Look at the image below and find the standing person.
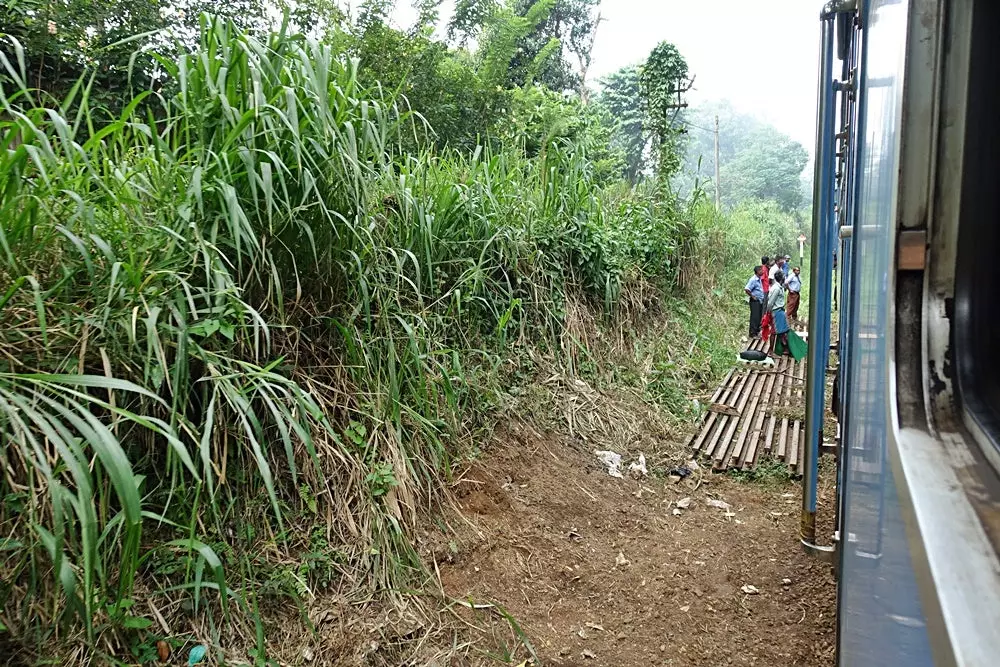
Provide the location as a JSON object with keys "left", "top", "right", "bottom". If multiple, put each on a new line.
{"left": 745, "top": 265, "right": 765, "bottom": 338}
{"left": 759, "top": 257, "right": 773, "bottom": 342}
{"left": 767, "top": 270, "right": 791, "bottom": 357}
{"left": 769, "top": 255, "right": 785, "bottom": 286}
{"left": 786, "top": 266, "right": 802, "bottom": 321}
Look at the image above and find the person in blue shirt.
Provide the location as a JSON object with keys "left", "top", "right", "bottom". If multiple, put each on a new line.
{"left": 745, "top": 265, "right": 765, "bottom": 338}
{"left": 786, "top": 266, "right": 802, "bottom": 321}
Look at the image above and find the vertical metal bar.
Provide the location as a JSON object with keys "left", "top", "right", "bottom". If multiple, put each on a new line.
{"left": 802, "top": 10, "right": 837, "bottom": 549}
{"left": 836, "top": 0, "right": 870, "bottom": 551}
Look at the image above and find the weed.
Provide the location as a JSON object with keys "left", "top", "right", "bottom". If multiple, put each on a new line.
{"left": 729, "top": 456, "right": 795, "bottom": 486}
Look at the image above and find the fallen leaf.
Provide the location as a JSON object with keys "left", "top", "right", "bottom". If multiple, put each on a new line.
{"left": 577, "top": 628, "right": 590, "bottom": 639}
{"left": 585, "top": 622, "right": 605, "bottom": 632}
{"left": 302, "top": 647, "right": 314, "bottom": 662}
{"left": 741, "top": 584, "right": 760, "bottom": 595}
{"left": 156, "top": 640, "right": 170, "bottom": 663}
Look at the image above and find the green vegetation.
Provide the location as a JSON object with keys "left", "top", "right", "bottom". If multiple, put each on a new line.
{"left": 0, "top": 1, "right": 804, "bottom": 661}
{"left": 678, "top": 100, "right": 812, "bottom": 214}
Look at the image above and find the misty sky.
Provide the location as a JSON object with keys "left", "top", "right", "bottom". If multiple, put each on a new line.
{"left": 379, "top": 0, "right": 822, "bottom": 154}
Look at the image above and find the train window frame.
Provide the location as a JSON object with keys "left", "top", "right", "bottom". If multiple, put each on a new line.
{"left": 879, "top": 0, "right": 1000, "bottom": 664}
{"left": 950, "top": 0, "right": 1000, "bottom": 476}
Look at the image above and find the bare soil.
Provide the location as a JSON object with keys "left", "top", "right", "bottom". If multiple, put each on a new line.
{"left": 422, "top": 424, "right": 837, "bottom": 667}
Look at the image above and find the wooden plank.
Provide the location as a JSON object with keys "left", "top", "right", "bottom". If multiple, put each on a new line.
{"left": 797, "top": 429, "right": 806, "bottom": 476}
{"left": 767, "top": 360, "right": 788, "bottom": 414}
{"left": 709, "top": 403, "right": 741, "bottom": 417}
{"left": 703, "top": 371, "right": 752, "bottom": 456}
{"left": 788, "top": 420, "right": 801, "bottom": 470}
{"left": 712, "top": 367, "right": 762, "bottom": 464}
{"left": 783, "top": 357, "right": 794, "bottom": 407}
{"left": 776, "top": 419, "right": 790, "bottom": 460}
{"left": 724, "top": 369, "right": 773, "bottom": 469}
{"left": 795, "top": 358, "right": 806, "bottom": 404}
{"left": 762, "top": 415, "right": 777, "bottom": 456}
{"left": 737, "top": 370, "right": 778, "bottom": 469}
{"left": 690, "top": 369, "right": 739, "bottom": 451}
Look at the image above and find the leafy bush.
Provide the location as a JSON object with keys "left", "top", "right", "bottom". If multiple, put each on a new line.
{"left": 0, "top": 16, "right": 692, "bottom": 654}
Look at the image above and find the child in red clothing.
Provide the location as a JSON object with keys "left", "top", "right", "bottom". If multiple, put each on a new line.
{"left": 759, "top": 256, "right": 772, "bottom": 342}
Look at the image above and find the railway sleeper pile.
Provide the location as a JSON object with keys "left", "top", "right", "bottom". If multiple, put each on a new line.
{"left": 688, "top": 335, "right": 808, "bottom": 475}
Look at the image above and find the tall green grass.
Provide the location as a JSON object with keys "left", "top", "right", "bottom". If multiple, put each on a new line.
{"left": 0, "top": 15, "right": 697, "bottom": 657}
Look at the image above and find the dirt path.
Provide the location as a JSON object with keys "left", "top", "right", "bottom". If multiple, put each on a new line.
{"left": 427, "top": 425, "right": 837, "bottom": 666}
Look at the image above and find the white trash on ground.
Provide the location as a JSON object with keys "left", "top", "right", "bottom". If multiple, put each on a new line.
{"left": 594, "top": 450, "right": 624, "bottom": 478}
{"left": 628, "top": 453, "right": 648, "bottom": 478}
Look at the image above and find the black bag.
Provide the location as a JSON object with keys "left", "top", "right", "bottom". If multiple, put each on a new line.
{"left": 739, "top": 349, "right": 768, "bottom": 362}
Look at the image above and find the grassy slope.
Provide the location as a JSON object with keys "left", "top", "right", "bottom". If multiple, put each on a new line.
{"left": 0, "top": 20, "right": 799, "bottom": 664}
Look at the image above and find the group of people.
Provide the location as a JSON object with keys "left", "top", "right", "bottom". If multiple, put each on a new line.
{"left": 744, "top": 255, "right": 802, "bottom": 356}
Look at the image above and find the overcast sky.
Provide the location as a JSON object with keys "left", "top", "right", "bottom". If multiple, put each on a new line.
{"left": 378, "top": 0, "right": 821, "bottom": 154}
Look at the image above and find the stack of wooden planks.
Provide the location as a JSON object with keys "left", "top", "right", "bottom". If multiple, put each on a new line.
{"left": 688, "top": 335, "right": 808, "bottom": 474}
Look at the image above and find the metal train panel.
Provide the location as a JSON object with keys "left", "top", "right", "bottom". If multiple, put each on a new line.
{"left": 811, "top": 1, "right": 1000, "bottom": 665}
{"left": 835, "top": 2, "right": 934, "bottom": 664}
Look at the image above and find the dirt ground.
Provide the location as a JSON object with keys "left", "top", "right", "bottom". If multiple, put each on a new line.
{"left": 422, "top": 424, "right": 837, "bottom": 667}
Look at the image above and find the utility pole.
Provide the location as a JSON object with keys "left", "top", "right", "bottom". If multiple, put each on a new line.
{"left": 714, "top": 115, "right": 721, "bottom": 211}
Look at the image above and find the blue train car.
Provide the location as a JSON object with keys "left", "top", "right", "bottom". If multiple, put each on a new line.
{"left": 804, "top": 1, "right": 1000, "bottom": 665}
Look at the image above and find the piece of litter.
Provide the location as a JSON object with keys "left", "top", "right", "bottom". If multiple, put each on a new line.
{"left": 680, "top": 605, "right": 691, "bottom": 612}
{"left": 706, "top": 498, "right": 731, "bottom": 510}
{"left": 724, "top": 511, "right": 736, "bottom": 518}
{"left": 585, "top": 622, "right": 605, "bottom": 632}
{"left": 628, "top": 453, "right": 648, "bottom": 478}
{"left": 687, "top": 459, "right": 700, "bottom": 471}
{"left": 782, "top": 578, "right": 792, "bottom": 585}
{"left": 676, "top": 497, "right": 692, "bottom": 509}
{"left": 577, "top": 628, "right": 590, "bottom": 639}
{"left": 615, "top": 552, "right": 630, "bottom": 567}
{"left": 668, "top": 466, "right": 693, "bottom": 479}
{"left": 741, "top": 584, "right": 760, "bottom": 595}
{"left": 782, "top": 493, "right": 795, "bottom": 498}
{"left": 672, "top": 508, "right": 682, "bottom": 516}
{"left": 595, "top": 450, "right": 624, "bottom": 478}
{"left": 582, "top": 649, "right": 597, "bottom": 659}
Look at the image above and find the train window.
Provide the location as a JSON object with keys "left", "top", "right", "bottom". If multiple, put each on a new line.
{"left": 953, "top": 1, "right": 1000, "bottom": 467}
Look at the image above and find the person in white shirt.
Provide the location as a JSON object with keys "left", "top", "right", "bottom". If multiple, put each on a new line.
{"left": 769, "top": 256, "right": 786, "bottom": 285}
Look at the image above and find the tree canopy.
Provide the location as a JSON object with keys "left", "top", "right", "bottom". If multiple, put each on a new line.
{"left": 677, "top": 100, "right": 811, "bottom": 212}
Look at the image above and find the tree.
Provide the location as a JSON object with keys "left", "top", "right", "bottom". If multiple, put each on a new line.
{"left": 676, "top": 101, "right": 810, "bottom": 211}
{"left": 509, "top": 0, "right": 600, "bottom": 91}
{"left": 0, "top": 0, "right": 338, "bottom": 107}
{"left": 719, "top": 126, "right": 809, "bottom": 210}
{"left": 351, "top": 21, "right": 507, "bottom": 151}
{"left": 597, "top": 66, "right": 645, "bottom": 182}
{"left": 449, "top": 0, "right": 501, "bottom": 44}
{"left": 639, "top": 41, "right": 691, "bottom": 178}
